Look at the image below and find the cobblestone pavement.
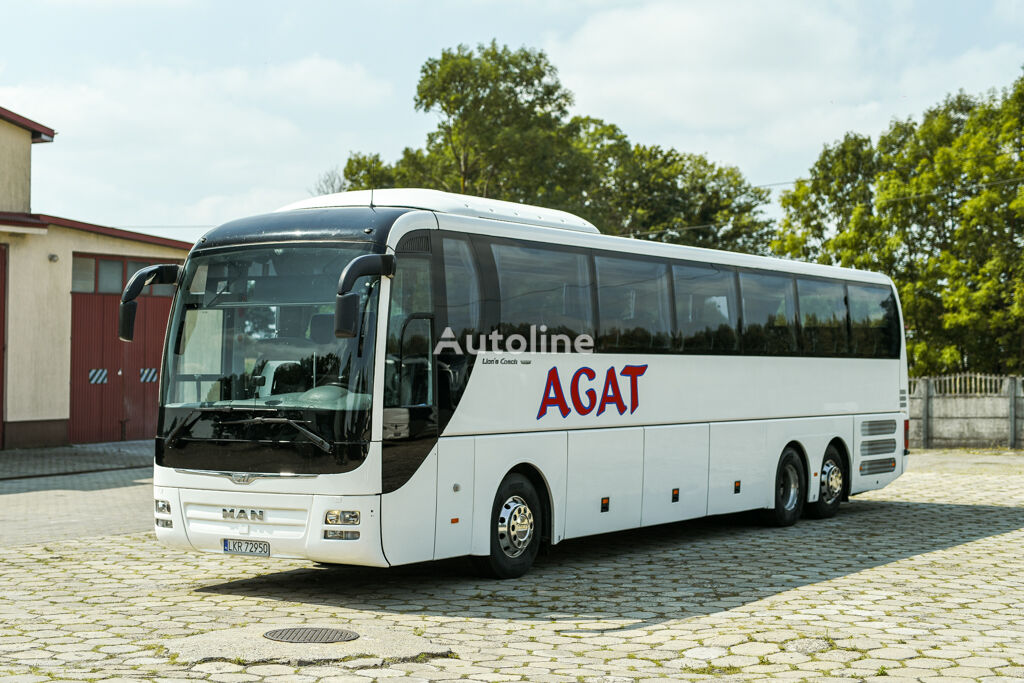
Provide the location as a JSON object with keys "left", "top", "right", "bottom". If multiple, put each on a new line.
{"left": 1, "top": 450, "right": 1023, "bottom": 682}
{"left": 0, "top": 468, "right": 154, "bottom": 546}
{"left": 0, "top": 441, "right": 152, "bottom": 480}
{"left": 0, "top": 439, "right": 155, "bottom": 546}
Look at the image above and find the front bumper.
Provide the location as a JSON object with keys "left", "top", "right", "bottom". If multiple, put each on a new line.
{"left": 153, "top": 486, "right": 388, "bottom": 567}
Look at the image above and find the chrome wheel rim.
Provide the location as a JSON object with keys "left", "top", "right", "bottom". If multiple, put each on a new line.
{"left": 780, "top": 461, "right": 800, "bottom": 511}
{"left": 497, "top": 495, "right": 534, "bottom": 558}
{"left": 819, "top": 458, "right": 843, "bottom": 505}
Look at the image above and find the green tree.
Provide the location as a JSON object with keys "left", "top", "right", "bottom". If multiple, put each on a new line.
{"left": 776, "top": 77, "right": 1024, "bottom": 375}
{"left": 608, "top": 145, "right": 772, "bottom": 253}
{"left": 315, "top": 41, "right": 771, "bottom": 253}
{"left": 414, "top": 40, "right": 573, "bottom": 198}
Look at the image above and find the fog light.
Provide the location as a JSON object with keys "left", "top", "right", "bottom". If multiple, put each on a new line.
{"left": 324, "top": 530, "right": 359, "bottom": 540}
{"left": 155, "top": 499, "right": 171, "bottom": 514}
{"left": 325, "top": 510, "right": 359, "bottom": 525}
{"left": 155, "top": 518, "right": 173, "bottom": 528}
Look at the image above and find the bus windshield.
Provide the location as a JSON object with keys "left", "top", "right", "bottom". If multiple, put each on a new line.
{"left": 159, "top": 243, "right": 379, "bottom": 462}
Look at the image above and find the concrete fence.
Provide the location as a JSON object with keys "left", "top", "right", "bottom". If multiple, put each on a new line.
{"left": 908, "top": 373, "right": 1022, "bottom": 448}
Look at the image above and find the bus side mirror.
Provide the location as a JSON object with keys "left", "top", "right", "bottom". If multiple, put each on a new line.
{"left": 334, "top": 253, "right": 396, "bottom": 338}
{"left": 119, "top": 300, "right": 138, "bottom": 342}
{"left": 119, "top": 264, "right": 181, "bottom": 342}
{"left": 334, "top": 292, "right": 361, "bottom": 339}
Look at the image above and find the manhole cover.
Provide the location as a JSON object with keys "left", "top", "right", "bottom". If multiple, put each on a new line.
{"left": 263, "top": 627, "right": 359, "bottom": 644}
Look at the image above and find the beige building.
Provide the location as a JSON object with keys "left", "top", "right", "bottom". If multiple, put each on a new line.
{"left": 0, "top": 105, "right": 191, "bottom": 448}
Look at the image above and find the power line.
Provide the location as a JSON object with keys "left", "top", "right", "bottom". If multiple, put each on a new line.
{"left": 753, "top": 147, "right": 1023, "bottom": 191}
{"left": 117, "top": 228, "right": 216, "bottom": 233}
{"left": 116, "top": 148, "right": 1024, "bottom": 234}
{"left": 875, "top": 174, "right": 1024, "bottom": 206}
{"left": 629, "top": 175, "right": 1024, "bottom": 238}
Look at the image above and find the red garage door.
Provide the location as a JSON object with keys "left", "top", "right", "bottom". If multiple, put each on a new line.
{"left": 70, "top": 255, "right": 174, "bottom": 443}
{"left": 0, "top": 245, "right": 6, "bottom": 448}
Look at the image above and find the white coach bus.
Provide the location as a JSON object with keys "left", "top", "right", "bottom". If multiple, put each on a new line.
{"left": 121, "top": 189, "right": 909, "bottom": 578}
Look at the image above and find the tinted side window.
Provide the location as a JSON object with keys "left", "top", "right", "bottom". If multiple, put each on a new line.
{"left": 849, "top": 284, "right": 901, "bottom": 359}
{"left": 673, "top": 263, "right": 738, "bottom": 354}
{"left": 491, "top": 242, "right": 593, "bottom": 349}
{"left": 596, "top": 256, "right": 672, "bottom": 352}
{"left": 384, "top": 250, "right": 433, "bottom": 408}
{"left": 740, "top": 271, "right": 798, "bottom": 355}
{"left": 797, "top": 278, "right": 849, "bottom": 356}
{"left": 442, "top": 237, "right": 481, "bottom": 338}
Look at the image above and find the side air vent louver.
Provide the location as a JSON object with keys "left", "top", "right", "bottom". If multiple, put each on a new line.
{"left": 398, "top": 235, "right": 430, "bottom": 253}
{"left": 862, "top": 420, "right": 897, "bottom": 436}
{"left": 861, "top": 439, "right": 897, "bottom": 456}
{"left": 860, "top": 457, "right": 896, "bottom": 475}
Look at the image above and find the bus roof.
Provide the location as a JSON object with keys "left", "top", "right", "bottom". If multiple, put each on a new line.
{"left": 229, "top": 188, "right": 891, "bottom": 288}
{"left": 277, "top": 189, "right": 600, "bottom": 234}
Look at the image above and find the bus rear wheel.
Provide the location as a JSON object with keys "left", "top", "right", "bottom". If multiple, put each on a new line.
{"left": 762, "top": 447, "right": 806, "bottom": 526}
{"left": 473, "top": 473, "right": 542, "bottom": 579}
{"left": 806, "top": 444, "right": 845, "bottom": 519}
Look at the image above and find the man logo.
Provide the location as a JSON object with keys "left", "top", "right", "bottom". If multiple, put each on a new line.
{"left": 222, "top": 508, "right": 265, "bottom": 521}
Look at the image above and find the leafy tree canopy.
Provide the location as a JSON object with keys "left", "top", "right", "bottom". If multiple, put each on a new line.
{"left": 314, "top": 41, "right": 772, "bottom": 254}
{"left": 775, "top": 75, "right": 1024, "bottom": 375}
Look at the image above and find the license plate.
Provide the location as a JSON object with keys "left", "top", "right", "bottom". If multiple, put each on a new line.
{"left": 222, "top": 539, "right": 270, "bottom": 556}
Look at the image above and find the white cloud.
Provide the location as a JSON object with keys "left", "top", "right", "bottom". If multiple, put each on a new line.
{"left": 0, "top": 57, "right": 393, "bottom": 227}
{"left": 547, "top": 0, "right": 1024, "bottom": 187}
{"left": 550, "top": 1, "right": 867, "bottom": 132}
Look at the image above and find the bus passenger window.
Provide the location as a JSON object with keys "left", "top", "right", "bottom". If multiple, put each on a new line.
{"left": 797, "top": 278, "right": 849, "bottom": 356}
{"left": 848, "top": 284, "right": 901, "bottom": 359}
{"left": 442, "top": 238, "right": 481, "bottom": 338}
{"left": 740, "top": 271, "right": 798, "bottom": 355}
{"left": 491, "top": 243, "right": 594, "bottom": 348}
{"left": 596, "top": 256, "right": 672, "bottom": 353}
{"left": 673, "top": 263, "right": 738, "bottom": 354}
{"left": 385, "top": 254, "right": 433, "bottom": 408}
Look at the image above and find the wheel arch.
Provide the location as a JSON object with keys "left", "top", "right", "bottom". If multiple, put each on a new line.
{"left": 507, "top": 463, "right": 554, "bottom": 544}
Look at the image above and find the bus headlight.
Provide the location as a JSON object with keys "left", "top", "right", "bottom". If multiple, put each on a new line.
{"left": 155, "top": 499, "right": 171, "bottom": 514}
{"left": 325, "top": 510, "right": 359, "bottom": 525}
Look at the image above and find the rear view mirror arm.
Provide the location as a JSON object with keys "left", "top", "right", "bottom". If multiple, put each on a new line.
{"left": 334, "top": 254, "right": 396, "bottom": 339}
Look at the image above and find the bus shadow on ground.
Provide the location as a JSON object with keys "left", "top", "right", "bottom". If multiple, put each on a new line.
{"left": 198, "top": 498, "right": 1024, "bottom": 632}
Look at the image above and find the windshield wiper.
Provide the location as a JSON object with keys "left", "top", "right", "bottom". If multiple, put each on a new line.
{"left": 164, "top": 406, "right": 276, "bottom": 449}
{"left": 219, "top": 417, "right": 333, "bottom": 454}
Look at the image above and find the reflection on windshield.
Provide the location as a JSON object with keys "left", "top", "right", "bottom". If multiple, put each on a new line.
{"left": 161, "top": 244, "right": 378, "bottom": 445}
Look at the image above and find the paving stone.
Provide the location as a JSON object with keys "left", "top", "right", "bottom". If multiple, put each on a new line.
{"left": 1, "top": 448, "right": 1023, "bottom": 682}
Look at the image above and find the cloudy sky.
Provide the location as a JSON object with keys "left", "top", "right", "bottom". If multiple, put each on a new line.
{"left": 2, "top": 0, "right": 1023, "bottom": 243}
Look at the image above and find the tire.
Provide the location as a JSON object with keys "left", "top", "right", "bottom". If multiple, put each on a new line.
{"left": 761, "top": 447, "right": 806, "bottom": 526}
{"left": 805, "top": 444, "right": 845, "bottom": 519}
{"left": 472, "top": 473, "right": 542, "bottom": 579}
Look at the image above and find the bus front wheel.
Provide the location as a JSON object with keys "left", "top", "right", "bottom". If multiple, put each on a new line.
{"left": 473, "top": 473, "right": 542, "bottom": 579}
{"left": 762, "top": 447, "right": 806, "bottom": 526}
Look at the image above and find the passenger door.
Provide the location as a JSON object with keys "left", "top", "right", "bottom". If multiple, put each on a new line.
{"left": 380, "top": 231, "right": 441, "bottom": 565}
